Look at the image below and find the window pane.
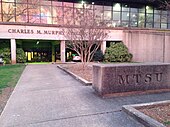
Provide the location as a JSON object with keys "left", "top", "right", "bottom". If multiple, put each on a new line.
{"left": 104, "top": 11, "right": 111, "bottom": 20}
{"left": 154, "top": 14, "right": 160, "bottom": 23}
{"left": 139, "top": 7, "right": 145, "bottom": 13}
{"left": 138, "top": 13, "right": 145, "bottom": 27}
{"left": 146, "top": 22, "right": 153, "bottom": 28}
{"left": 122, "top": 4, "right": 129, "bottom": 11}
{"left": 16, "top": 3, "right": 28, "bottom": 22}
{"left": 131, "top": 8, "right": 138, "bottom": 13}
{"left": 161, "top": 14, "right": 167, "bottom": 23}
{"left": 41, "top": 6, "right": 52, "bottom": 24}
{"left": 53, "top": 7, "right": 63, "bottom": 25}
{"left": 130, "top": 13, "right": 138, "bottom": 27}
{"left": 64, "top": 7, "right": 73, "bottom": 25}
{"left": 2, "top": 2, "right": 15, "bottom": 22}
{"left": 146, "top": 14, "right": 153, "bottom": 22}
{"left": 122, "top": 11, "right": 129, "bottom": 21}
{"left": 154, "top": 23, "right": 160, "bottom": 28}
{"left": 113, "top": 11, "right": 120, "bottom": 20}
{"left": 94, "top": 5, "right": 103, "bottom": 21}
{"left": 161, "top": 23, "right": 167, "bottom": 29}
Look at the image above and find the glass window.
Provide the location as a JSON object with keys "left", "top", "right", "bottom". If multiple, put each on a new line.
{"left": 53, "top": 6, "right": 63, "bottom": 18}
{"left": 154, "top": 9, "right": 161, "bottom": 14}
{"left": 94, "top": 5, "right": 103, "bottom": 21}
{"left": 154, "top": 14, "right": 160, "bottom": 23}
{"left": 146, "top": 13, "right": 153, "bottom": 22}
{"left": 64, "top": 7, "right": 73, "bottom": 25}
{"left": 138, "top": 13, "right": 145, "bottom": 27}
{"left": 113, "top": 3, "right": 121, "bottom": 11}
{"left": 41, "top": 6, "right": 52, "bottom": 24}
{"left": 162, "top": 10, "right": 167, "bottom": 15}
{"left": 131, "top": 8, "right": 138, "bottom": 13}
{"left": 154, "top": 23, "right": 161, "bottom": 28}
{"left": 139, "top": 7, "right": 145, "bottom": 13}
{"left": 146, "top": 23, "right": 153, "bottom": 28}
{"left": 161, "top": 14, "right": 167, "bottom": 23}
{"left": 2, "top": 2, "right": 15, "bottom": 22}
{"left": 16, "top": 3, "right": 28, "bottom": 22}
{"left": 29, "top": 14, "right": 40, "bottom": 23}
{"left": 122, "top": 11, "right": 129, "bottom": 21}
{"left": 104, "top": 10, "right": 111, "bottom": 20}
{"left": 161, "top": 23, "right": 167, "bottom": 29}
{"left": 16, "top": 14, "right": 27, "bottom": 23}
{"left": 113, "top": 11, "right": 120, "bottom": 20}
{"left": 122, "top": 4, "right": 129, "bottom": 11}
{"left": 41, "top": 6, "right": 51, "bottom": 17}
{"left": 130, "top": 13, "right": 138, "bottom": 27}
{"left": 52, "top": 6, "right": 63, "bottom": 25}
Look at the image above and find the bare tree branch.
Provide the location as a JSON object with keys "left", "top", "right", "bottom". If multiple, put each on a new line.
{"left": 62, "top": 4, "right": 108, "bottom": 64}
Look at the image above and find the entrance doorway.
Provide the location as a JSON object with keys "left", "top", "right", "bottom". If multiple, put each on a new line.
{"left": 17, "top": 39, "right": 60, "bottom": 62}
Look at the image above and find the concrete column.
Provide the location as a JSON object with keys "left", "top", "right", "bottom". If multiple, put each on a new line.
{"left": 11, "top": 39, "right": 16, "bottom": 64}
{"left": 52, "top": 44, "right": 55, "bottom": 62}
{"left": 60, "top": 40, "right": 65, "bottom": 62}
{"left": 101, "top": 41, "right": 106, "bottom": 54}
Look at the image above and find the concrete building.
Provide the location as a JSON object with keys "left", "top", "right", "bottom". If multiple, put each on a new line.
{"left": 0, "top": 0, "right": 169, "bottom": 63}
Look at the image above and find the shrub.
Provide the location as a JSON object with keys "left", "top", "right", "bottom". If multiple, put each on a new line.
{"left": 0, "top": 48, "right": 11, "bottom": 64}
{"left": 104, "top": 42, "right": 133, "bottom": 62}
{"left": 16, "top": 48, "right": 27, "bottom": 63}
{"left": 93, "top": 50, "right": 104, "bottom": 62}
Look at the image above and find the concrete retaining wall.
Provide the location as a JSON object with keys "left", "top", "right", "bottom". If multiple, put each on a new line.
{"left": 123, "top": 30, "right": 170, "bottom": 63}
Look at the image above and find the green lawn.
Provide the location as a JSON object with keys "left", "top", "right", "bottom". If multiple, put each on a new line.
{"left": 0, "top": 65, "right": 26, "bottom": 92}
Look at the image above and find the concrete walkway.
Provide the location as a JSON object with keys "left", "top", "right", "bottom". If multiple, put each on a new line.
{"left": 1, "top": 65, "right": 170, "bottom": 127}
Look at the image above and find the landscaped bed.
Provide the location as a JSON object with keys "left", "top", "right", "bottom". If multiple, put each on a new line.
{"left": 138, "top": 103, "right": 170, "bottom": 127}
{"left": 0, "top": 64, "right": 26, "bottom": 114}
{"left": 60, "top": 63, "right": 93, "bottom": 82}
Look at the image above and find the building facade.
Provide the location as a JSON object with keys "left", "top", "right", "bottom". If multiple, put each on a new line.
{"left": 0, "top": 0, "right": 170, "bottom": 63}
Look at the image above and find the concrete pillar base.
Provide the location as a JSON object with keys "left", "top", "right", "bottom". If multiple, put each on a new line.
{"left": 60, "top": 41, "right": 66, "bottom": 62}
{"left": 11, "top": 39, "right": 16, "bottom": 64}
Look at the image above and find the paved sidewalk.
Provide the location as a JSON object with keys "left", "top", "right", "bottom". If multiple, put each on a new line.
{"left": 0, "top": 64, "right": 170, "bottom": 127}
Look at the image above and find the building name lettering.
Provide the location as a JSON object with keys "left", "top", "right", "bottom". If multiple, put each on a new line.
{"left": 8, "top": 29, "right": 64, "bottom": 35}
{"left": 118, "top": 73, "right": 163, "bottom": 85}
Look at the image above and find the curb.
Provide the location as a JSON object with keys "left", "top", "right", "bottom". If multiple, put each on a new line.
{"left": 57, "top": 65, "right": 92, "bottom": 86}
{"left": 122, "top": 100, "right": 170, "bottom": 127}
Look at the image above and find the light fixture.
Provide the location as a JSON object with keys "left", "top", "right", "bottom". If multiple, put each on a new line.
{"left": 113, "top": 3, "right": 121, "bottom": 11}
{"left": 81, "top": 0, "right": 85, "bottom": 5}
{"left": 146, "top": 6, "right": 149, "bottom": 10}
{"left": 36, "top": 41, "right": 39, "bottom": 45}
{"left": 92, "top": 2, "right": 94, "bottom": 5}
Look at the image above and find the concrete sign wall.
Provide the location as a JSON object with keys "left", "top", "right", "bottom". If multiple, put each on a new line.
{"left": 93, "top": 63, "right": 170, "bottom": 97}
{"left": 0, "top": 24, "right": 123, "bottom": 41}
